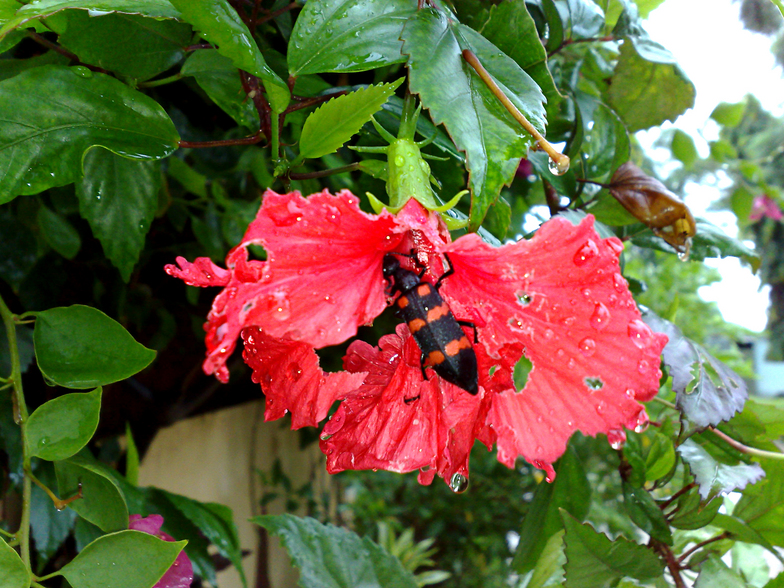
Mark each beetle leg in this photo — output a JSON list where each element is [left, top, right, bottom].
[[420, 352, 429, 380], [435, 253, 455, 290], [457, 320, 479, 343]]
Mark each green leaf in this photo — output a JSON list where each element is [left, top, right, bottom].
[[641, 311, 748, 431], [0, 538, 30, 588], [0, 1, 181, 38], [513, 447, 590, 574], [710, 101, 746, 128], [668, 488, 722, 530], [711, 513, 781, 555], [526, 530, 566, 588], [59, 530, 184, 588], [58, 11, 192, 81], [560, 511, 663, 587], [678, 438, 765, 500], [402, 9, 546, 230], [606, 41, 695, 132], [55, 454, 129, 532], [480, 0, 559, 103], [671, 129, 698, 168], [0, 207, 38, 289], [168, 0, 289, 113], [161, 490, 247, 587], [582, 102, 629, 181], [34, 305, 156, 389], [645, 431, 676, 481], [734, 461, 784, 548], [37, 205, 81, 260], [287, 0, 417, 75], [565, 0, 604, 39], [253, 514, 419, 588], [0, 65, 179, 203], [181, 49, 259, 130], [299, 80, 402, 160], [622, 481, 673, 544], [632, 218, 760, 271], [124, 422, 139, 486], [76, 148, 161, 282], [26, 389, 101, 461], [694, 556, 751, 588]]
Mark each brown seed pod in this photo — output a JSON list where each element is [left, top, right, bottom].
[[608, 162, 696, 258]]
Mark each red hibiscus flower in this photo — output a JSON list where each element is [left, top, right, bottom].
[[166, 189, 667, 487], [129, 514, 193, 588]]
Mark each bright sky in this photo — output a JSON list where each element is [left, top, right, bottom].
[[639, 0, 784, 333]]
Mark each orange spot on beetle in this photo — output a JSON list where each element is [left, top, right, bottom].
[[416, 284, 431, 297], [445, 336, 471, 357], [426, 303, 450, 322], [426, 350, 445, 366], [397, 296, 409, 308], [408, 318, 426, 333]]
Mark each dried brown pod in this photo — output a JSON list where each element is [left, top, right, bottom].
[[608, 161, 696, 259]]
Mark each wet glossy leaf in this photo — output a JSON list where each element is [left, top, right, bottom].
[[583, 103, 629, 181], [622, 481, 672, 544], [59, 530, 184, 588], [34, 305, 156, 389], [252, 514, 418, 588], [161, 489, 247, 587], [26, 388, 101, 461], [678, 438, 765, 500], [37, 205, 81, 260], [607, 42, 694, 132], [0, 65, 179, 203], [403, 8, 546, 230], [55, 454, 128, 532], [0, 0, 181, 37], [565, 0, 604, 39], [560, 511, 663, 586], [480, 0, 559, 102], [299, 79, 402, 160], [58, 11, 192, 81], [645, 431, 676, 481], [0, 538, 30, 588], [181, 50, 259, 130], [513, 447, 590, 574], [288, 0, 416, 75], [76, 148, 161, 282], [168, 0, 289, 113], [642, 311, 748, 430]]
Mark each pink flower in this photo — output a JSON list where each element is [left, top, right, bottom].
[[129, 515, 193, 588], [167, 189, 667, 486], [749, 194, 783, 222]]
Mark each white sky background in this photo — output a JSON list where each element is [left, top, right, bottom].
[[639, 0, 784, 332]]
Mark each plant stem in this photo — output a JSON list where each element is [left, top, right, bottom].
[[677, 532, 730, 566], [138, 73, 183, 88], [0, 295, 32, 570], [708, 426, 784, 460], [461, 49, 569, 175], [179, 131, 265, 149]]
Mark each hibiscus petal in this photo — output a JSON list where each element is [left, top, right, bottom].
[[241, 326, 367, 428], [168, 189, 404, 382], [320, 325, 490, 486], [441, 215, 668, 473], [164, 257, 231, 287]]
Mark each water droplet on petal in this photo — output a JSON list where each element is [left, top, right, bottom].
[[533, 460, 557, 483], [573, 240, 599, 266], [629, 408, 649, 433], [625, 388, 635, 399], [613, 273, 627, 293], [578, 337, 596, 356], [450, 473, 469, 493], [627, 319, 653, 348], [590, 303, 611, 331], [516, 290, 532, 307], [607, 429, 626, 450], [637, 359, 650, 374]]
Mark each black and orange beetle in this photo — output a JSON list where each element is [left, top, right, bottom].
[[383, 252, 478, 395]]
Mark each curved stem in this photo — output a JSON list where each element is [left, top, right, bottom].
[[0, 295, 31, 570], [678, 532, 730, 566], [462, 49, 569, 175], [708, 426, 784, 460]]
